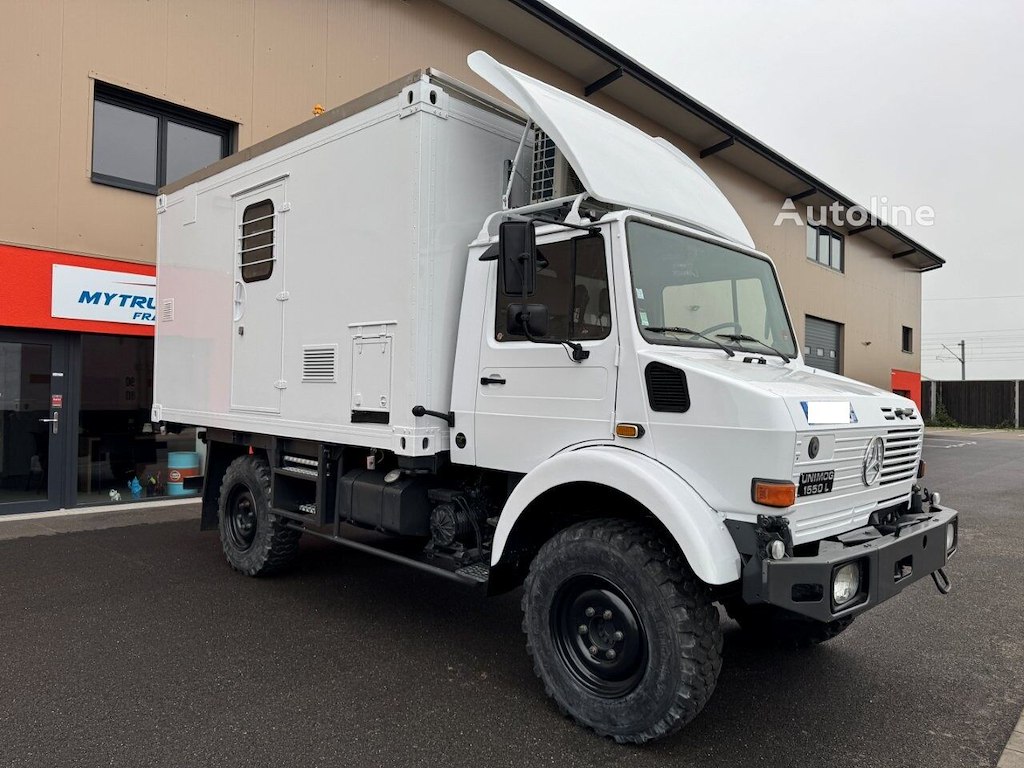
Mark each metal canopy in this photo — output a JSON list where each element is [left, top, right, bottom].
[[440, 0, 944, 272]]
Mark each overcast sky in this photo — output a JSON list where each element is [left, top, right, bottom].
[[549, 0, 1024, 380]]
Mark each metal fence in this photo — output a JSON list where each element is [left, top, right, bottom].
[[922, 380, 1022, 427]]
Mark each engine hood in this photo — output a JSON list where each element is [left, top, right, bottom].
[[637, 349, 924, 544], [467, 51, 755, 249], [640, 349, 919, 430]]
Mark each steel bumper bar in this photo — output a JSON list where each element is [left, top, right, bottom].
[[747, 507, 959, 623]]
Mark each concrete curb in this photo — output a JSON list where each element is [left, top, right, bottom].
[[998, 710, 1024, 767], [0, 499, 200, 542]]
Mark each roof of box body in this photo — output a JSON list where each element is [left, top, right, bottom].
[[160, 70, 525, 196], [440, 0, 943, 272]]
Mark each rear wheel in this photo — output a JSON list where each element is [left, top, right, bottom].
[[725, 601, 854, 648], [522, 519, 722, 744], [217, 455, 301, 576]]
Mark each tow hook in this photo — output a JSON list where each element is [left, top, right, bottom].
[[931, 568, 952, 595]]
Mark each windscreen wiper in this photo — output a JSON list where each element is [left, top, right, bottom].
[[717, 333, 791, 363], [644, 326, 735, 357]]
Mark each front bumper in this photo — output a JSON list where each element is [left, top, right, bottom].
[[732, 506, 958, 623]]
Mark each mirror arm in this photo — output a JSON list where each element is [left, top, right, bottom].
[[519, 312, 590, 363]]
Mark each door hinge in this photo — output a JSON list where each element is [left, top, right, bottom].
[[276, 291, 290, 301], [274, 380, 288, 389]]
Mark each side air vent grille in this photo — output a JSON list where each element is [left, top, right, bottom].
[[530, 128, 584, 203], [302, 344, 337, 383], [160, 299, 174, 323], [645, 362, 690, 413]]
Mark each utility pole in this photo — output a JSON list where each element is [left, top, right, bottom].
[[941, 340, 966, 381]]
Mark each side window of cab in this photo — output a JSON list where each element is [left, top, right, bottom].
[[495, 233, 610, 342]]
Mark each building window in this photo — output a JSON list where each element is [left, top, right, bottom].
[[239, 200, 275, 283], [91, 82, 233, 194], [496, 234, 610, 342], [77, 334, 199, 505], [806, 224, 844, 272], [902, 326, 913, 353]]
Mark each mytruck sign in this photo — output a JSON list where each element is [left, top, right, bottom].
[[51, 265, 157, 326]]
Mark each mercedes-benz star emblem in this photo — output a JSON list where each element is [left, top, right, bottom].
[[862, 436, 885, 485]]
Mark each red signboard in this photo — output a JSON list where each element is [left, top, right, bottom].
[[0, 243, 155, 337]]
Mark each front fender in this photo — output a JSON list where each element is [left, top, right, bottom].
[[491, 445, 741, 585]]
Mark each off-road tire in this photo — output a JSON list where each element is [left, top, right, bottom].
[[217, 454, 301, 576], [522, 519, 722, 744], [724, 601, 854, 648]]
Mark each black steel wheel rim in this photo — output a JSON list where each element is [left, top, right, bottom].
[[550, 574, 649, 698], [227, 485, 258, 551]]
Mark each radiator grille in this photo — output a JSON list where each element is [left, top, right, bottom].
[[302, 344, 337, 383], [880, 426, 923, 486], [645, 362, 690, 413]]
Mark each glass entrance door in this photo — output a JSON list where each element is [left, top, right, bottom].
[[0, 331, 70, 514]]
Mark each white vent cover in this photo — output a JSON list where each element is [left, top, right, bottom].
[[302, 344, 337, 382], [160, 299, 174, 322]]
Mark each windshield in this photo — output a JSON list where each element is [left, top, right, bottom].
[[626, 220, 797, 357]]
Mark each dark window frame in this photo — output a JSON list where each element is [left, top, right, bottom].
[[239, 200, 275, 283], [91, 81, 234, 195], [902, 326, 914, 354], [806, 223, 844, 273], [495, 232, 611, 343]]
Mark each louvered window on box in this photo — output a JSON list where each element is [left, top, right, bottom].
[[302, 344, 337, 383], [645, 362, 690, 413], [240, 199, 274, 283]]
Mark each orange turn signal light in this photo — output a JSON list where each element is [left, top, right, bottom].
[[917, 460, 926, 479], [615, 423, 646, 439], [751, 479, 797, 508]]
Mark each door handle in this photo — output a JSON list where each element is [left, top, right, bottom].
[[480, 375, 506, 386], [39, 411, 58, 435]]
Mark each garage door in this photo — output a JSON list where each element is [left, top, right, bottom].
[[804, 316, 841, 373]]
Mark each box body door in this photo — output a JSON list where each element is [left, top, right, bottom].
[[231, 181, 287, 413]]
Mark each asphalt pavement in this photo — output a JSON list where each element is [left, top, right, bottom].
[[0, 429, 1021, 767]]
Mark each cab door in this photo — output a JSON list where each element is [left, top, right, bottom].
[[231, 181, 286, 413], [473, 228, 617, 473]]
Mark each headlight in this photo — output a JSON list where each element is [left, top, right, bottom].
[[832, 562, 861, 607], [946, 522, 957, 553]]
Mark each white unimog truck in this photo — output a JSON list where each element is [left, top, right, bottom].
[[153, 52, 958, 743]]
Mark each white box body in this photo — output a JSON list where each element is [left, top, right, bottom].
[[152, 71, 526, 459]]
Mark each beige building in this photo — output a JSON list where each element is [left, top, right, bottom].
[[0, 0, 942, 514]]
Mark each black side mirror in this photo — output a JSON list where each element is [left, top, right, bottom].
[[499, 220, 537, 296], [506, 303, 549, 337]]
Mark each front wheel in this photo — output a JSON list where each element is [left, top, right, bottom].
[[522, 519, 722, 744]]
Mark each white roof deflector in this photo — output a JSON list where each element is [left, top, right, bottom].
[[468, 51, 754, 249]]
